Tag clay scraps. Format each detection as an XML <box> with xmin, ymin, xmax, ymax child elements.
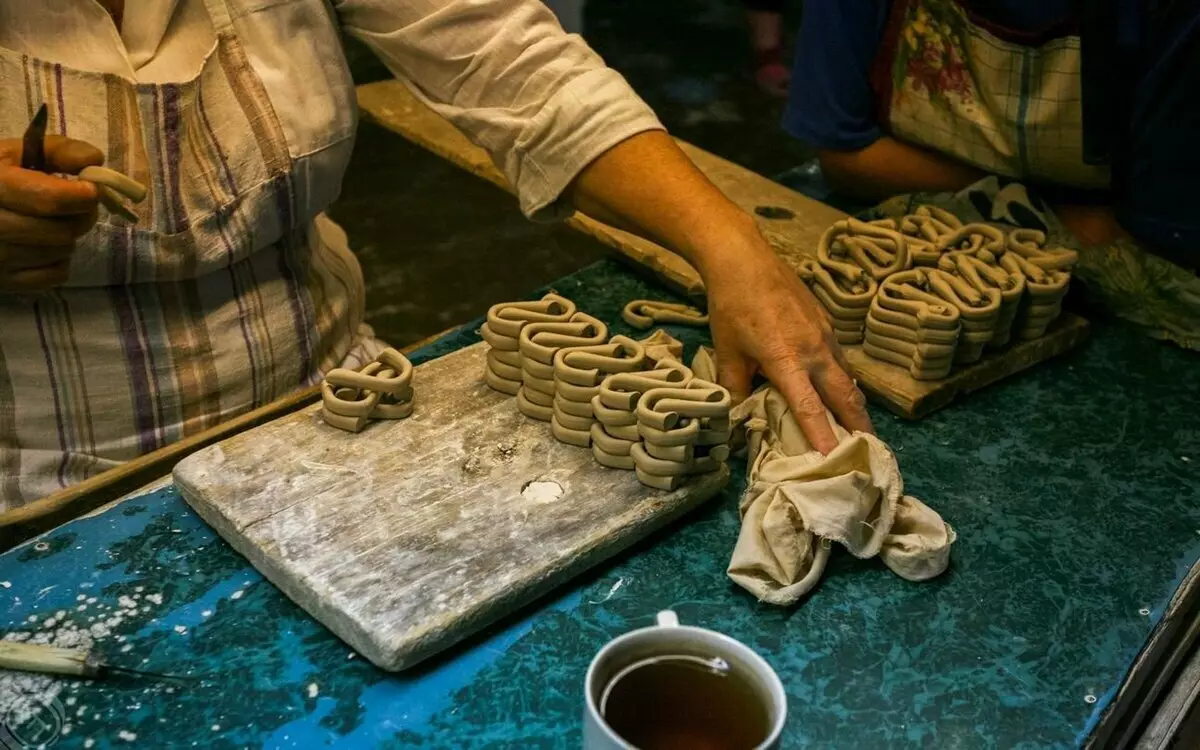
<box><xmin>321</xmin><ymin>348</ymin><xmax>415</xmax><ymax>433</ymax></box>
<box><xmin>621</xmin><ymin>299</ymin><xmax>709</xmax><ymax>330</ymax></box>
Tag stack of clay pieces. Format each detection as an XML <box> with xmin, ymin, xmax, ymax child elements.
<box><xmin>549</xmin><ymin>336</ymin><xmax>646</xmax><ymax>447</ymax></box>
<box><xmin>936</xmin><ymin>249</ymin><xmax>1025</xmax><ymax>349</ymax></box>
<box><xmin>1003</xmin><ymin>229</ymin><xmax>1076</xmax><ymax>340</ymax></box>
<box><xmin>924</xmin><ymin>263</ymin><xmax>1002</xmax><ymax>364</ymax></box>
<box><xmin>631</xmin><ymin>379</ymin><xmax>733</xmax><ymax>490</ymax></box>
<box><xmin>321</xmin><ymin>348</ymin><xmax>415</xmax><ymax>432</ymax></box>
<box><xmin>481</xmin><ymin>293</ymin><xmax>576</xmax><ymax>396</ymax></box>
<box><xmin>517</xmin><ymin>312</ymin><xmax>608</xmax><ymax>421</ymax></box>
<box><xmin>798</xmin><ymin>260</ymin><xmax>877</xmax><ymax>345</ymax></box>
<box><xmin>590</xmin><ymin>366</ymin><xmax>689</xmax><ymax>470</ymax></box>
<box><xmin>802</xmin><ymin>216</ymin><xmax>911</xmax><ymax>345</ymax></box>
<box><xmin>863</xmin><ymin>269</ymin><xmax>962</xmax><ymax>380</ymax></box>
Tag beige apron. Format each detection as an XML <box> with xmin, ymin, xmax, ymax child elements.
<box><xmin>0</xmin><ymin>0</ymin><xmax>366</xmax><ymax>509</ymax></box>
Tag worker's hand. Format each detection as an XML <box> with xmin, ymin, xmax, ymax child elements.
<box><xmin>0</xmin><ymin>136</ymin><xmax>103</xmax><ymax>292</ymax></box>
<box><xmin>702</xmin><ymin>238</ymin><xmax>874</xmax><ymax>454</ymax></box>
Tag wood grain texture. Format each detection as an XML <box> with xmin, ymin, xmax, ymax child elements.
<box><xmin>174</xmin><ymin>343</ymin><xmax>729</xmax><ymax>671</ymax></box>
<box><xmin>354</xmin><ymin>80</ymin><xmax>1089</xmax><ymax>420</ymax></box>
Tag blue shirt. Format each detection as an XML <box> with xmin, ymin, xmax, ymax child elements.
<box><xmin>784</xmin><ymin>0</ymin><xmax>1199</xmax><ymax>261</ymax></box>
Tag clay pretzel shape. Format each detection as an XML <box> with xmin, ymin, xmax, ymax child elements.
<box><xmin>875</xmin><ymin>270</ymin><xmax>961</xmax><ymax>330</ymax></box>
<box><xmin>621</xmin><ymin>300</ymin><xmax>709</xmax><ymax>330</ymax></box>
<box><xmin>597</xmin><ymin>369</ymin><xmax>689</xmax><ymax>411</ymax></box>
<box><xmin>925</xmin><ymin>268</ymin><xmax>1002</xmax><ymax>362</ymax></box>
<box><xmin>553</xmin><ymin>336</ymin><xmax>646</xmax><ymax>387</ymax></box>
<box><xmin>820</xmin><ymin>218</ymin><xmax>911</xmax><ymax>281</ymax></box>
<box><xmin>518</xmin><ymin>313</ymin><xmax>609</xmax><ymax>364</ymax></box>
<box><xmin>484</xmin><ymin>293</ymin><xmax>576</xmax><ymax>338</ymax></box>
<box><xmin>324</xmin><ymin>348</ymin><xmax>413</xmax><ymax>397</ymax></box>
<box><xmin>935</xmin><ymin>223</ymin><xmax>1005</xmax><ymax>255</ymax></box>
<box><xmin>635</xmin><ymin>386</ymin><xmax>731</xmax><ymax>431</ymax></box>
<box><xmin>1007</xmin><ymin>229</ymin><xmax>1079</xmax><ymax>272</ymax></box>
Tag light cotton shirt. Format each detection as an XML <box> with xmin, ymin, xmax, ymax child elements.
<box><xmin>0</xmin><ymin>0</ymin><xmax>662</xmax><ymax>510</ymax></box>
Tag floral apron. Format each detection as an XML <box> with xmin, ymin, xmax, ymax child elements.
<box><xmin>0</xmin><ymin>0</ymin><xmax>366</xmax><ymax>509</ymax></box>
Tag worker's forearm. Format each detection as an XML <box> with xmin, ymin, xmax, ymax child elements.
<box><xmin>569</xmin><ymin>131</ymin><xmax>771</xmax><ymax>277</ymax></box>
<box><xmin>818</xmin><ymin>136</ymin><xmax>984</xmax><ymax>201</ymax></box>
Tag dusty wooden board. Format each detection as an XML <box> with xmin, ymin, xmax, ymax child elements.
<box><xmin>354</xmin><ymin>80</ymin><xmax>1089</xmax><ymax>419</ymax></box>
<box><xmin>173</xmin><ymin>343</ymin><xmax>729</xmax><ymax>671</ymax></box>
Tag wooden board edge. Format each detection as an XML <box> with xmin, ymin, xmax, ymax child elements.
<box><xmin>848</xmin><ymin>314</ymin><xmax>1091</xmax><ymax>419</ymax></box>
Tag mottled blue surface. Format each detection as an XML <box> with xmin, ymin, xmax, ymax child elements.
<box><xmin>2</xmin><ymin>260</ymin><xmax>1199</xmax><ymax>749</ymax></box>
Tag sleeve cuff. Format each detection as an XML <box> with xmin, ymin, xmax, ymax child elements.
<box><xmin>508</xmin><ymin>67</ymin><xmax>666</xmax><ymax>221</ymax></box>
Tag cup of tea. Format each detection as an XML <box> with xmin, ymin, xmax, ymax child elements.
<box><xmin>583</xmin><ymin>610</ymin><xmax>786</xmax><ymax>750</ymax></box>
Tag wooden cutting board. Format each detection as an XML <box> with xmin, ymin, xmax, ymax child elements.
<box><xmin>173</xmin><ymin>342</ymin><xmax>729</xmax><ymax>671</ymax></box>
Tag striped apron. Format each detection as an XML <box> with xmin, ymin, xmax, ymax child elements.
<box><xmin>0</xmin><ymin>0</ymin><xmax>366</xmax><ymax>509</ymax></box>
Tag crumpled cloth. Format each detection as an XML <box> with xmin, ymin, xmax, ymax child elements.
<box><xmin>690</xmin><ymin>348</ymin><xmax>956</xmax><ymax>606</ymax></box>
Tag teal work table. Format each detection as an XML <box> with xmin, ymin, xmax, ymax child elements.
<box><xmin>2</xmin><ymin>260</ymin><xmax>1198</xmax><ymax>749</ymax></box>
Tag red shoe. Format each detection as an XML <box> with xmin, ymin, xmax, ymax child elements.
<box><xmin>753</xmin><ymin>47</ymin><xmax>791</xmax><ymax>98</ymax></box>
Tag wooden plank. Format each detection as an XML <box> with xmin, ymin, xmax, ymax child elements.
<box><xmin>0</xmin><ymin>328</ymin><xmax>456</xmax><ymax>551</ymax></box>
<box><xmin>354</xmin><ymin>80</ymin><xmax>1090</xmax><ymax>420</ymax></box>
<box><xmin>843</xmin><ymin>313</ymin><xmax>1091</xmax><ymax>419</ymax></box>
<box><xmin>173</xmin><ymin>342</ymin><xmax>729</xmax><ymax>671</ymax></box>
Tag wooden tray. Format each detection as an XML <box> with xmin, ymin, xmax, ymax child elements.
<box><xmin>174</xmin><ymin>343</ymin><xmax>728</xmax><ymax>671</ymax></box>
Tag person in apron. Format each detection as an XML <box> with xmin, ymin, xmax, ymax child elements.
<box><xmin>0</xmin><ymin>0</ymin><xmax>874</xmax><ymax>511</ymax></box>
<box><xmin>783</xmin><ymin>0</ymin><xmax>1200</xmax><ymax>346</ymax></box>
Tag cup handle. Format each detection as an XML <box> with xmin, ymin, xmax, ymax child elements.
<box><xmin>656</xmin><ymin>610</ymin><xmax>679</xmax><ymax>627</ymax></box>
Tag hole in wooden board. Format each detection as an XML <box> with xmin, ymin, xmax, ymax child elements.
<box><xmin>754</xmin><ymin>205</ymin><xmax>795</xmax><ymax>220</ymax></box>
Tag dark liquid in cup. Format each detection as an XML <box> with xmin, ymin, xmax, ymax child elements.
<box><xmin>600</xmin><ymin>656</ymin><xmax>771</xmax><ymax>750</ymax></box>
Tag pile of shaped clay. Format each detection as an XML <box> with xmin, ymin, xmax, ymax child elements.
<box><xmin>321</xmin><ymin>348</ymin><xmax>415</xmax><ymax>432</ymax></box>
<box><xmin>591</xmin><ymin>366</ymin><xmax>688</xmax><ymax>470</ymax></box>
<box><xmin>549</xmin><ymin>336</ymin><xmax>646</xmax><ymax>447</ymax></box>
<box><xmin>802</xmin><ymin>207</ymin><xmax>1079</xmax><ymax>379</ymax></box>
<box><xmin>863</xmin><ymin>269</ymin><xmax>962</xmax><ymax>380</ymax></box>
<box><xmin>1004</xmin><ymin>229</ymin><xmax>1076</xmax><ymax>340</ymax></box>
<box><xmin>632</xmin><ymin>379</ymin><xmax>732</xmax><ymax>490</ymax></box>
<box><xmin>517</xmin><ymin>312</ymin><xmax>608</xmax><ymax>421</ymax></box>
<box><xmin>801</xmin><ymin>218</ymin><xmax>911</xmax><ymax>345</ymax></box>
<box><xmin>481</xmin><ymin>293</ymin><xmax>576</xmax><ymax>396</ymax></box>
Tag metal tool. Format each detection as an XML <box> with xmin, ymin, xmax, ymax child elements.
<box><xmin>20</xmin><ymin>103</ymin><xmax>49</xmax><ymax>171</ymax></box>
<box><xmin>0</xmin><ymin>640</ymin><xmax>189</xmax><ymax>683</ymax></box>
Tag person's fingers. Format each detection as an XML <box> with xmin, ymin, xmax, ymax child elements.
<box><xmin>0</xmin><ymin>207</ymin><xmax>91</xmax><ymax>245</ymax></box>
<box><xmin>715</xmin><ymin>350</ymin><xmax>756</xmax><ymax>405</ymax></box>
<box><xmin>41</xmin><ymin>135</ymin><xmax>105</xmax><ymax>174</ymax></box>
<box><xmin>0</xmin><ymin>243</ymin><xmax>75</xmax><ymax>270</ymax></box>
<box><xmin>0</xmin><ymin>260</ymin><xmax>71</xmax><ymax>292</ymax></box>
<box><xmin>760</xmin><ymin>357</ymin><xmax>839</xmax><ymax>454</ymax></box>
<box><xmin>0</xmin><ymin>166</ymin><xmax>99</xmax><ymax>217</ymax></box>
<box><xmin>813</xmin><ymin>360</ymin><xmax>874</xmax><ymax>436</ymax></box>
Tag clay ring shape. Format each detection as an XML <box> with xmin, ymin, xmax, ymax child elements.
<box><xmin>637</xmin><ymin>419</ymin><xmax>701</xmax><ymax>447</ymax></box>
<box><xmin>630</xmin><ymin>443</ymin><xmax>691</xmax><ymax>476</ymax></box>
<box><xmin>79</xmin><ymin>166</ymin><xmax>148</xmax><ymax>203</ymax></box>
<box><xmin>554</xmin><ymin>335</ymin><xmax>646</xmax><ymax>387</ymax></box>
<box><xmin>621</xmin><ymin>300</ymin><xmax>710</xmax><ymax>330</ymax></box>
<box><xmin>591</xmin><ymin>395</ymin><xmax>638</xmax><ymax>426</ymax></box>
<box><xmin>592</xmin><ymin>441</ymin><xmax>636</xmax><ymax>470</ymax></box>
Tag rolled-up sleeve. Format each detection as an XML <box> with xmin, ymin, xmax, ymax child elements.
<box><xmin>335</xmin><ymin>0</ymin><xmax>665</xmax><ymax>219</ymax></box>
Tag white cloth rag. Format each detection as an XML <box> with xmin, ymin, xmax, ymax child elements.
<box><xmin>690</xmin><ymin>348</ymin><xmax>956</xmax><ymax>606</ymax></box>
